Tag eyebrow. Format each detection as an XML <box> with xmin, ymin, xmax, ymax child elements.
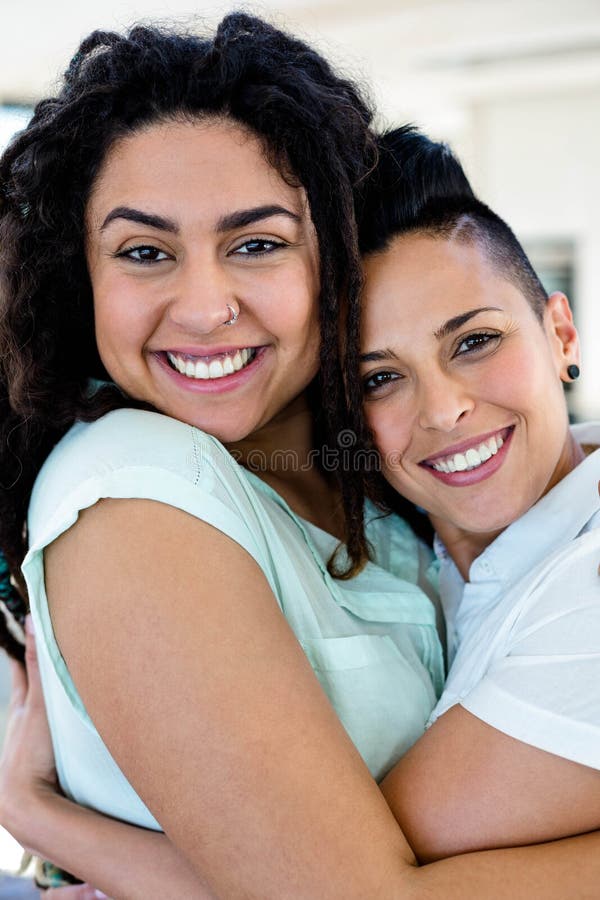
<box><xmin>215</xmin><ymin>205</ymin><xmax>300</xmax><ymax>232</ymax></box>
<box><xmin>100</xmin><ymin>204</ymin><xmax>300</xmax><ymax>234</ymax></box>
<box><xmin>100</xmin><ymin>207</ymin><xmax>178</xmax><ymax>233</ymax></box>
<box><xmin>359</xmin><ymin>306</ymin><xmax>502</xmax><ymax>363</ymax></box>
<box><xmin>359</xmin><ymin>348</ymin><xmax>399</xmax><ymax>364</ymax></box>
<box><xmin>433</xmin><ymin>306</ymin><xmax>502</xmax><ymax>340</ymax></box>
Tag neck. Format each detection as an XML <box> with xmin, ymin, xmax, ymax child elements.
<box><xmin>429</xmin><ymin>519</ymin><xmax>502</xmax><ymax>581</ymax></box>
<box><xmin>226</xmin><ymin>392</ymin><xmax>345</xmax><ymax>540</ymax></box>
<box><xmin>225</xmin><ymin>392</ymin><xmax>316</xmax><ymax>475</ymax></box>
<box><xmin>432</xmin><ymin>432</ymin><xmax>586</xmax><ymax>581</ymax></box>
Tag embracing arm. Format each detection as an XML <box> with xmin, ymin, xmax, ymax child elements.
<box><xmin>381</xmin><ymin>705</ymin><xmax>600</xmax><ymax>863</ymax></box>
<box><xmin>20</xmin><ymin>498</ymin><xmax>600</xmax><ymax>899</ymax></box>
<box><xmin>0</xmin><ymin>619</ymin><xmax>212</xmax><ymax>900</ymax></box>
<box><xmin>381</xmin><ymin>529</ymin><xmax>600</xmax><ymax>863</ymax></box>
<box><xmin>6</xmin><ymin>625</ymin><xmax>600</xmax><ymax>900</ymax></box>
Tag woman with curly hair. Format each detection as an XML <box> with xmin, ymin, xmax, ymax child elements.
<box><xmin>0</xmin><ymin>14</ymin><xmax>599</xmax><ymax>899</ymax></box>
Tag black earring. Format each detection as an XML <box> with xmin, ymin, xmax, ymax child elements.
<box><xmin>567</xmin><ymin>364</ymin><xmax>580</xmax><ymax>380</ymax></box>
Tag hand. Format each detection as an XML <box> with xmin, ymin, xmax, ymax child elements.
<box><xmin>43</xmin><ymin>886</ymin><xmax>108</xmax><ymax>899</ymax></box>
<box><xmin>0</xmin><ymin>616</ymin><xmax>60</xmax><ymax>846</ymax></box>
<box><xmin>0</xmin><ymin>621</ymin><xmax>112</xmax><ymax>898</ymax></box>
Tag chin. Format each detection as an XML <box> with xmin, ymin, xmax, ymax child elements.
<box><xmin>191</xmin><ymin>419</ymin><xmax>254</xmax><ymax>444</ymax></box>
<box><xmin>451</xmin><ymin>505</ymin><xmax>525</xmax><ymax>535</ymax></box>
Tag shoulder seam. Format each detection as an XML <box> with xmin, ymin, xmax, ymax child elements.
<box><xmin>190</xmin><ymin>426</ymin><xmax>202</xmax><ymax>486</ymax></box>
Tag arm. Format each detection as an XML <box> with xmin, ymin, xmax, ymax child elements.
<box><xmin>44</xmin><ymin>498</ymin><xmax>416</xmax><ymax>899</ymax></box>
<box><xmin>381</xmin><ymin>530</ymin><xmax>600</xmax><ymax>863</ymax></box>
<box><xmin>381</xmin><ymin>705</ymin><xmax>600</xmax><ymax>861</ymax></box>
<box><xmin>17</xmin><ymin>498</ymin><xmax>600</xmax><ymax>898</ymax></box>
<box><xmin>0</xmin><ymin>619</ymin><xmax>213</xmax><ymax>900</ymax></box>
<box><xmin>6</xmin><ymin>619</ymin><xmax>600</xmax><ymax>900</ymax></box>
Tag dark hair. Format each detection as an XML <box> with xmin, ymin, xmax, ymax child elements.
<box><xmin>341</xmin><ymin>126</ymin><xmax>479</xmax><ymax>546</ymax></box>
<box><xmin>358</xmin><ymin>124</ymin><xmax>476</xmax><ymax>254</ymax></box>
<box><xmin>360</xmin><ymin>126</ymin><xmax>547</xmax><ymax>317</ymax></box>
<box><xmin>0</xmin><ymin>13</ymin><xmax>378</xmax><ymax>657</ymax></box>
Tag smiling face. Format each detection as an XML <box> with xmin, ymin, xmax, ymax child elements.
<box><xmin>85</xmin><ymin>118</ymin><xmax>321</xmax><ymax>444</ymax></box>
<box><xmin>361</xmin><ymin>232</ymin><xmax>581</xmax><ymax>543</ymax></box>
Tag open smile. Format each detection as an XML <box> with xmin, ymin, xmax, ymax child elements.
<box><xmin>420</xmin><ymin>425</ymin><xmax>515</xmax><ymax>486</ymax></box>
<box><xmin>153</xmin><ymin>345</ymin><xmax>267</xmax><ymax>394</ymax></box>
<box><xmin>166</xmin><ymin>347</ymin><xmax>258</xmax><ymax>381</ymax></box>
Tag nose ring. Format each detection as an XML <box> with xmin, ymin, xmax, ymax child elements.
<box><xmin>223</xmin><ymin>304</ymin><xmax>239</xmax><ymax>327</ymax></box>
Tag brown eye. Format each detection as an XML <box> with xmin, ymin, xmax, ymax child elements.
<box><xmin>455</xmin><ymin>332</ymin><xmax>501</xmax><ymax>356</ymax></box>
<box><xmin>363</xmin><ymin>371</ymin><xmax>400</xmax><ymax>394</ymax></box>
<box><xmin>117</xmin><ymin>245</ymin><xmax>170</xmax><ymax>264</ymax></box>
<box><xmin>232</xmin><ymin>239</ymin><xmax>285</xmax><ymax>255</ymax></box>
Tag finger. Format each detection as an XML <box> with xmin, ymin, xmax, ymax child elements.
<box><xmin>24</xmin><ymin>615</ymin><xmax>45</xmax><ymax>710</ymax></box>
<box><xmin>44</xmin><ymin>884</ymin><xmax>108</xmax><ymax>899</ymax></box>
<box><xmin>8</xmin><ymin>656</ymin><xmax>27</xmax><ymax>710</ymax></box>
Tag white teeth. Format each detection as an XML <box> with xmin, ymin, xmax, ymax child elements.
<box><xmin>431</xmin><ymin>432</ymin><xmax>508</xmax><ymax>474</ymax></box>
<box><xmin>465</xmin><ymin>448</ymin><xmax>481</xmax><ymax>468</ymax></box>
<box><xmin>454</xmin><ymin>453</ymin><xmax>468</xmax><ymax>471</ymax></box>
<box><xmin>208</xmin><ymin>360</ymin><xmax>224</xmax><ymax>378</ymax></box>
<box><xmin>166</xmin><ymin>349</ymin><xmax>255</xmax><ymax>380</ymax></box>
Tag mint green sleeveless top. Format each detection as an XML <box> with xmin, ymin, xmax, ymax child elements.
<box><xmin>23</xmin><ymin>409</ymin><xmax>443</xmax><ymax>830</ymax></box>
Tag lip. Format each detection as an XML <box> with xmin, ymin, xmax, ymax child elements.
<box><xmin>162</xmin><ymin>344</ymin><xmax>261</xmax><ymax>361</ymax></box>
<box><xmin>419</xmin><ymin>425</ymin><xmax>515</xmax><ymax>488</ymax></box>
<box><xmin>422</xmin><ymin>425</ymin><xmax>513</xmax><ymax>465</ymax></box>
<box><xmin>151</xmin><ymin>346</ymin><xmax>268</xmax><ymax>394</ymax></box>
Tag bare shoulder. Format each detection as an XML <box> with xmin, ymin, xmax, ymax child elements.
<box><xmin>42</xmin><ymin>496</ymin><xmax>415</xmax><ymax>896</ymax></box>
<box><xmin>45</xmin><ymin>495</ymin><xmax>272</xmax><ymax>665</ymax></box>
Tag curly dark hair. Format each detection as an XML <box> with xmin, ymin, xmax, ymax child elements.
<box><xmin>0</xmin><ymin>12</ymin><xmax>378</xmax><ymax>658</ymax></box>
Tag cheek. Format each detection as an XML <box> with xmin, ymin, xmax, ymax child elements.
<box><xmin>364</xmin><ymin>401</ymin><xmax>413</xmax><ymax>462</ymax></box>
<box><xmin>93</xmin><ymin>279</ymin><xmax>153</xmax><ymax>373</ymax></box>
<box><xmin>477</xmin><ymin>338</ymin><xmax>558</xmax><ymax>413</ymax></box>
<box><xmin>94</xmin><ymin>273</ymin><xmax>152</xmax><ymax>335</ymax></box>
<box><xmin>268</xmin><ymin>271</ymin><xmax>320</xmax><ymax>353</ymax></box>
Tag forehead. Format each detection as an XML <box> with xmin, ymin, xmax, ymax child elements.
<box><xmin>362</xmin><ymin>232</ymin><xmax>528</xmax><ymax>333</ymax></box>
<box><xmin>86</xmin><ymin>118</ymin><xmax>308</xmax><ymax>224</ymax></box>
<box><xmin>364</xmin><ymin>232</ymin><xmax>493</xmax><ymax>294</ymax></box>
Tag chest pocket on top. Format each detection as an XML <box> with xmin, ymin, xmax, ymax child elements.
<box><xmin>300</xmin><ymin>634</ymin><xmax>435</xmax><ymax>781</ymax></box>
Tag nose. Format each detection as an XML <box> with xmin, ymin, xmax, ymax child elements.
<box><xmin>166</xmin><ymin>254</ymin><xmax>236</xmax><ymax>334</ymax></box>
<box><xmin>417</xmin><ymin>368</ymin><xmax>474</xmax><ymax>432</ymax></box>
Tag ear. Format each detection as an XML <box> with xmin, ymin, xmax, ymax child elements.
<box><xmin>543</xmin><ymin>292</ymin><xmax>580</xmax><ymax>382</ymax></box>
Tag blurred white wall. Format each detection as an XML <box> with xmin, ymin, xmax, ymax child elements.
<box><xmin>467</xmin><ymin>90</ymin><xmax>600</xmax><ymax>419</ymax></box>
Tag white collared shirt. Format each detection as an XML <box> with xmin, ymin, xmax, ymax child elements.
<box><xmin>429</xmin><ymin>422</ymin><xmax>600</xmax><ymax>770</ymax></box>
